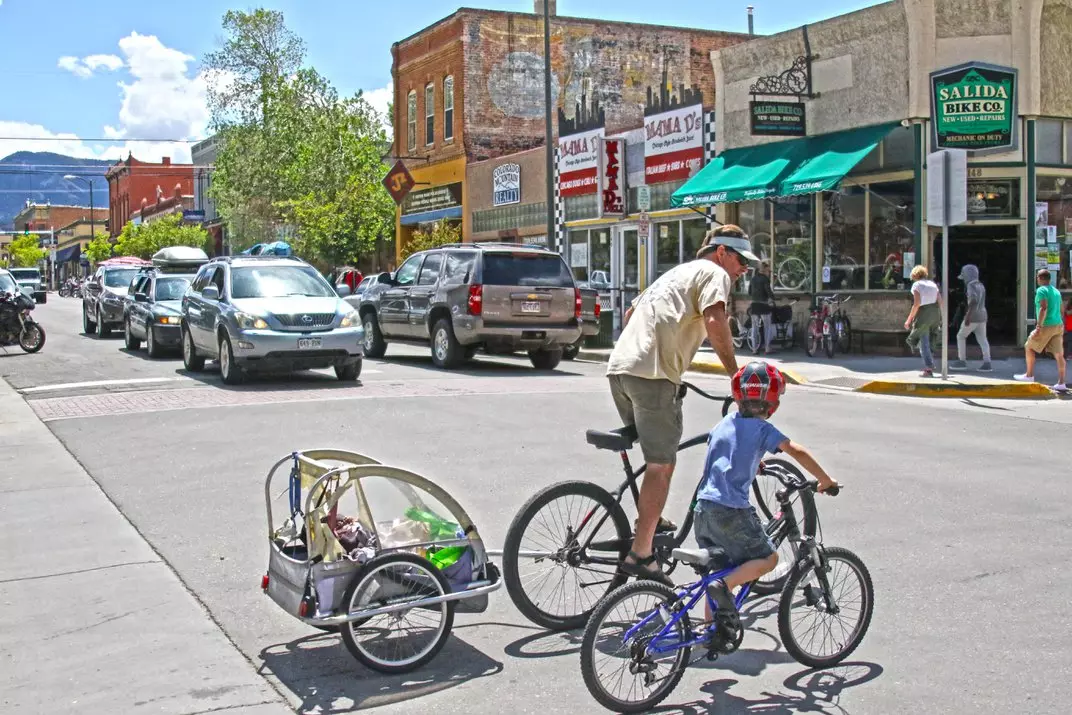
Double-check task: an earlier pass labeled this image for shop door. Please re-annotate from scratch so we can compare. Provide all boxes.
[610,226,641,336]
[930,225,1019,343]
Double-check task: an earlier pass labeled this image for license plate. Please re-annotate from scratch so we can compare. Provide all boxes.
[297,338,321,350]
[520,301,541,313]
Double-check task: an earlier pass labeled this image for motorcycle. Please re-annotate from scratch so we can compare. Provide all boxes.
[0,290,46,353]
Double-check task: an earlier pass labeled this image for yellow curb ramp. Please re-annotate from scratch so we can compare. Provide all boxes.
[856,379,1056,399]
[575,350,807,386]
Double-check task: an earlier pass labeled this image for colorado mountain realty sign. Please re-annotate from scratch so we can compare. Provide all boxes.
[644,103,704,183]
[930,62,1018,153]
[492,163,520,206]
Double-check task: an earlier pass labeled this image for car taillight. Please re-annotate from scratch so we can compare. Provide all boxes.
[468,284,483,316]
[574,288,583,319]
[594,301,601,318]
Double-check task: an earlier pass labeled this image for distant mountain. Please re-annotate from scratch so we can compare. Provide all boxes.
[0,152,111,229]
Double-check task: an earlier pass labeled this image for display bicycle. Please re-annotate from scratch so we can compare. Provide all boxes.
[261,449,502,674]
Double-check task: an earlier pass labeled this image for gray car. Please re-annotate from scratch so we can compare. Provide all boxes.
[180,255,365,384]
[353,243,584,370]
[9,267,46,304]
[123,269,195,357]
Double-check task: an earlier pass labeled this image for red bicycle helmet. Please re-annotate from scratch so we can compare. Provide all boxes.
[731,360,787,417]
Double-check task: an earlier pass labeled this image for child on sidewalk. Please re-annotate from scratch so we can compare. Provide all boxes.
[694,361,839,634]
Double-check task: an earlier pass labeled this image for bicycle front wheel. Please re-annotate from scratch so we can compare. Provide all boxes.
[502,480,632,631]
[580,580,692,713]
[778,546,875,668]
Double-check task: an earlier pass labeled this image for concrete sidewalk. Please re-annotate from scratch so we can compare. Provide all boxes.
[0,378,292,714]
[577,346,1063,399]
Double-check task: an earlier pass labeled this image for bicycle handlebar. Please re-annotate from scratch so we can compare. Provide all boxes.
[679,380,734,417]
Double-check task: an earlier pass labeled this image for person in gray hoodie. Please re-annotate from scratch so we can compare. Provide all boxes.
[950,263,992,371]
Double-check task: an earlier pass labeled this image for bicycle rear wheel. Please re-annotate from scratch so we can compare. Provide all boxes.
[836,314,852,354]
[805,317,821,357]
[502,480,632,631]
[580,580,692,713]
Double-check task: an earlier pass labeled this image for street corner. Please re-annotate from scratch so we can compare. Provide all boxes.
[689,356,807,385]
[855,378,1058,400]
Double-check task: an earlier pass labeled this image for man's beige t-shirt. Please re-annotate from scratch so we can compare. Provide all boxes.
[607,259,731,384]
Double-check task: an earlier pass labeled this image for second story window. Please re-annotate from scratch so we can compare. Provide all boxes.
[444,76,454,141]
[425,83,435,146]
[407,90,417,153]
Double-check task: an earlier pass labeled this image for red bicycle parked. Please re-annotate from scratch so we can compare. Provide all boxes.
[805,294,852,358]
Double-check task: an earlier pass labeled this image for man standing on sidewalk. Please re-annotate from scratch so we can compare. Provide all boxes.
[1015,268,1067,392]
[607,224,756,584]
[950,264,992,371]
[749,260,776,355]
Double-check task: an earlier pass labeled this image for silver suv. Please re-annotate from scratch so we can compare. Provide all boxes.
[353,243,583,370]
[180,255,364,384]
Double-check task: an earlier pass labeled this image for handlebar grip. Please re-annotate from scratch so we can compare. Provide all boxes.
[821,484,841,496]
[722,398,732,417]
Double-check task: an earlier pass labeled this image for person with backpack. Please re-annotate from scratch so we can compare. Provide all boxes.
[950,264,992,371]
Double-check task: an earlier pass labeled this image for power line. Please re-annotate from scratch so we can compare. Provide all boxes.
[0,136,202,143]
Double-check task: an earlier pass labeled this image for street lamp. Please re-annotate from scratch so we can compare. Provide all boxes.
[63,174,95,279]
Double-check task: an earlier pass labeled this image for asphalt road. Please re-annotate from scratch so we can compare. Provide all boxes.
[6,297,1072,714]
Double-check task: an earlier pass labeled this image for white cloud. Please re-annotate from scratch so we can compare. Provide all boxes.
[0,120,123,162]
[361,81,394,137]
[58,53,123,79]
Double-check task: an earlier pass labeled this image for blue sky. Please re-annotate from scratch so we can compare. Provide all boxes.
[0,0,886,163]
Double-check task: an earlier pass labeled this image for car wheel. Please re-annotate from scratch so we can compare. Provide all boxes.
[335,359,362,381]
[562,340,581,361]
[124,319,141,351]
[145,325,162,358]
[362,313,387,358]
[96,307,110,338]
[529,348,563,371]
[218,333,244,385]
[37,293,46,305]
[431,318,463,369]
[83,306,96,335]
[182,327,206,372]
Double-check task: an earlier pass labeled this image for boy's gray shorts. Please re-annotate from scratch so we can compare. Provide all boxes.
[694,500,775,565]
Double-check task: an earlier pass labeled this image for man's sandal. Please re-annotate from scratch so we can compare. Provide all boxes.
[619,551,673,587]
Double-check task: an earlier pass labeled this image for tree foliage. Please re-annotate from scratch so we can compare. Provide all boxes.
[8,235,46,267]
[114,213,211,259]
[84,235,113,265]
[399,221,462,261]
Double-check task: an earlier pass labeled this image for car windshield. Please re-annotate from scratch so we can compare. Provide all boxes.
[104,268,139,288]
[230,265,336,299]
[0,273,16,292]
[482,253,573,287]
[155,276,191,301]
[9,269,39,280]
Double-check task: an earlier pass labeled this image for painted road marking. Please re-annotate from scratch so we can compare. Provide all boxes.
[20,377,190,393]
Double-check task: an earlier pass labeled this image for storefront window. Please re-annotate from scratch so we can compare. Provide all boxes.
[682,219,706,264]
[590,229,611,289]
[869,181,915,289]
[772,197,813,292]
[568,229,589,282]
[623,229,639,289]
[1035,176,1072,289]
[655,221,681,277]
[822,188,866,290]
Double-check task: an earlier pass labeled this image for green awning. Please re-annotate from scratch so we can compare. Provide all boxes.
[671,122,900,208]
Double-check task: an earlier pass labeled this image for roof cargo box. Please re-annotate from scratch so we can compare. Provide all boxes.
[152,246,209,272]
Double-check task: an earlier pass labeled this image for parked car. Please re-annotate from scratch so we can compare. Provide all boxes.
[8,267,46,304]
[353,242,583,370]
[83,257,152,337]
[179,254,364,384]
[562,286,601,360]
[122,247,210,358]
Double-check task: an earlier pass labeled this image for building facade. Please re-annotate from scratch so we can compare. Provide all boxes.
[53,217,108,280]
[191,135,227,255]
[671,0,1072,345]
[105,154,194,238]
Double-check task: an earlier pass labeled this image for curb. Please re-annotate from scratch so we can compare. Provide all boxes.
[575,350,807,386]
[855,379,1056,399]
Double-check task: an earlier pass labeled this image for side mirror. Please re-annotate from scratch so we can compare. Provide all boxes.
[134,293,148,302]
[376,272,394,286]
[335,283,352,298]
[202,285,220,301]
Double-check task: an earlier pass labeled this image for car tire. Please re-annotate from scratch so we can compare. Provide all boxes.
[362,312,387,358]
[96,307,110,338]
[124,319,141,351]
[36,293,46,305]
[431,318,463,369]
[145,325,162,358]
[529,348,563,371]
[182,326,206,372]
[218,333,244,385]
[83,306,96,335]
[335,359,362,381]
[562,340,581,361]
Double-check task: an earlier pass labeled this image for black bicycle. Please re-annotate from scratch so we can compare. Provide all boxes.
[501,382,818,631]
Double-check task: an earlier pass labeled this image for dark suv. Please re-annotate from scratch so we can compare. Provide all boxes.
[353,243,584,370]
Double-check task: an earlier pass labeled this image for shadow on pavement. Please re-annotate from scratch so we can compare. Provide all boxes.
[502,626,584,659]
[378,352,590,378]
[258,629,503,712]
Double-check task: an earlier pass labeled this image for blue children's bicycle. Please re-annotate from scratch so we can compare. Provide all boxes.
[579,467,874,713]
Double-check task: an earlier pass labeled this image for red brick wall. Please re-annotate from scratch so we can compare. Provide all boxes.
[106,157,194,237]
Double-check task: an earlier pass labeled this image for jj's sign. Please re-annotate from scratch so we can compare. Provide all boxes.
[930,62,1018,153]
[598,138,626,218]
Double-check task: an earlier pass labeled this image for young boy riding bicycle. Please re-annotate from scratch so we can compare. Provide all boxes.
[695,361,839,630]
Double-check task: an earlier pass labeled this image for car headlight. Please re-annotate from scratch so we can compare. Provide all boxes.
[340,310,360,328]
[156,315,181,325]
[235,312,269,330]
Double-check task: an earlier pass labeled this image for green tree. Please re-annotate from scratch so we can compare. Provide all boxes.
[8,234,46,267]
[113,213,211,259]
[84,235,113,265]
[399,221,462,261]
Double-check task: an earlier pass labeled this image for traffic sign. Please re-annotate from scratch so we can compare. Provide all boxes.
[637,211,651,241]
[382,160,416,205]
[636,186,651,212]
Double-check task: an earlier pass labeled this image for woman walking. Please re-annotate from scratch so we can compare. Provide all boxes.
[904,265,943,377]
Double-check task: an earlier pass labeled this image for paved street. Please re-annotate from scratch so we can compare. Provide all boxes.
[4,297,1072,714]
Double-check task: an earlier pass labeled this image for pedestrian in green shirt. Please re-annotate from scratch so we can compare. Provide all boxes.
[1014,269,1066,392]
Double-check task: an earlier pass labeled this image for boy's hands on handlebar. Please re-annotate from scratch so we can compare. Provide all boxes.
[816,477,840,495]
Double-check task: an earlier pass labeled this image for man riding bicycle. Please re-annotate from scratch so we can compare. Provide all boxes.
[607,224,756,585]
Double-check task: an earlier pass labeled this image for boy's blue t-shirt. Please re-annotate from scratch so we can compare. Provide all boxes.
[696,412,788,509]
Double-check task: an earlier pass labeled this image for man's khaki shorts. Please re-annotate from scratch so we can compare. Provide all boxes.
[1026,324,1064,355]
[608,374,683,465]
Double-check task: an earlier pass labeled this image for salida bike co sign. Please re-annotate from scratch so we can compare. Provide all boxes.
[930,62,1018,153]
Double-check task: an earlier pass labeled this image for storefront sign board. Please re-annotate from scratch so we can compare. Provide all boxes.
[492,163,521,206]
[400,182,463,216]
[749,101,806,137]
[930,62,1018,153]
[558,127,604,198]
[383,160,416,204]
[644,103,704,184]
[598,137,627,218]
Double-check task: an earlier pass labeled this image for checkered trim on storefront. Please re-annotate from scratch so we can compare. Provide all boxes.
[703,110,718,227]
[553,145,564,253]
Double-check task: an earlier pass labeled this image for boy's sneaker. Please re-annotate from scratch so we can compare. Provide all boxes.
[1013,373,1035,382]
[979,362,993,372]
[949,360,968,370]
[706,578,738,619]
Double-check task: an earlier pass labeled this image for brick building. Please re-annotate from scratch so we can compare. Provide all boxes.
[389,2,752,267]
[105,154,194,238]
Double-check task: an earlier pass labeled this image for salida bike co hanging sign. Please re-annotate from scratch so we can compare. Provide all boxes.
[930,62,1018,153]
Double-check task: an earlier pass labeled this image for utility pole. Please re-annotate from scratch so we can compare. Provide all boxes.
[543,0,555,253]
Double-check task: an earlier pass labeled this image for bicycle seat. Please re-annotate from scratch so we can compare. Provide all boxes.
[585,424,638,452]
[671,547,733,570]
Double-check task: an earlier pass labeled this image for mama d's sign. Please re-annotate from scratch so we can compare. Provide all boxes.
[930,61,1018,153]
